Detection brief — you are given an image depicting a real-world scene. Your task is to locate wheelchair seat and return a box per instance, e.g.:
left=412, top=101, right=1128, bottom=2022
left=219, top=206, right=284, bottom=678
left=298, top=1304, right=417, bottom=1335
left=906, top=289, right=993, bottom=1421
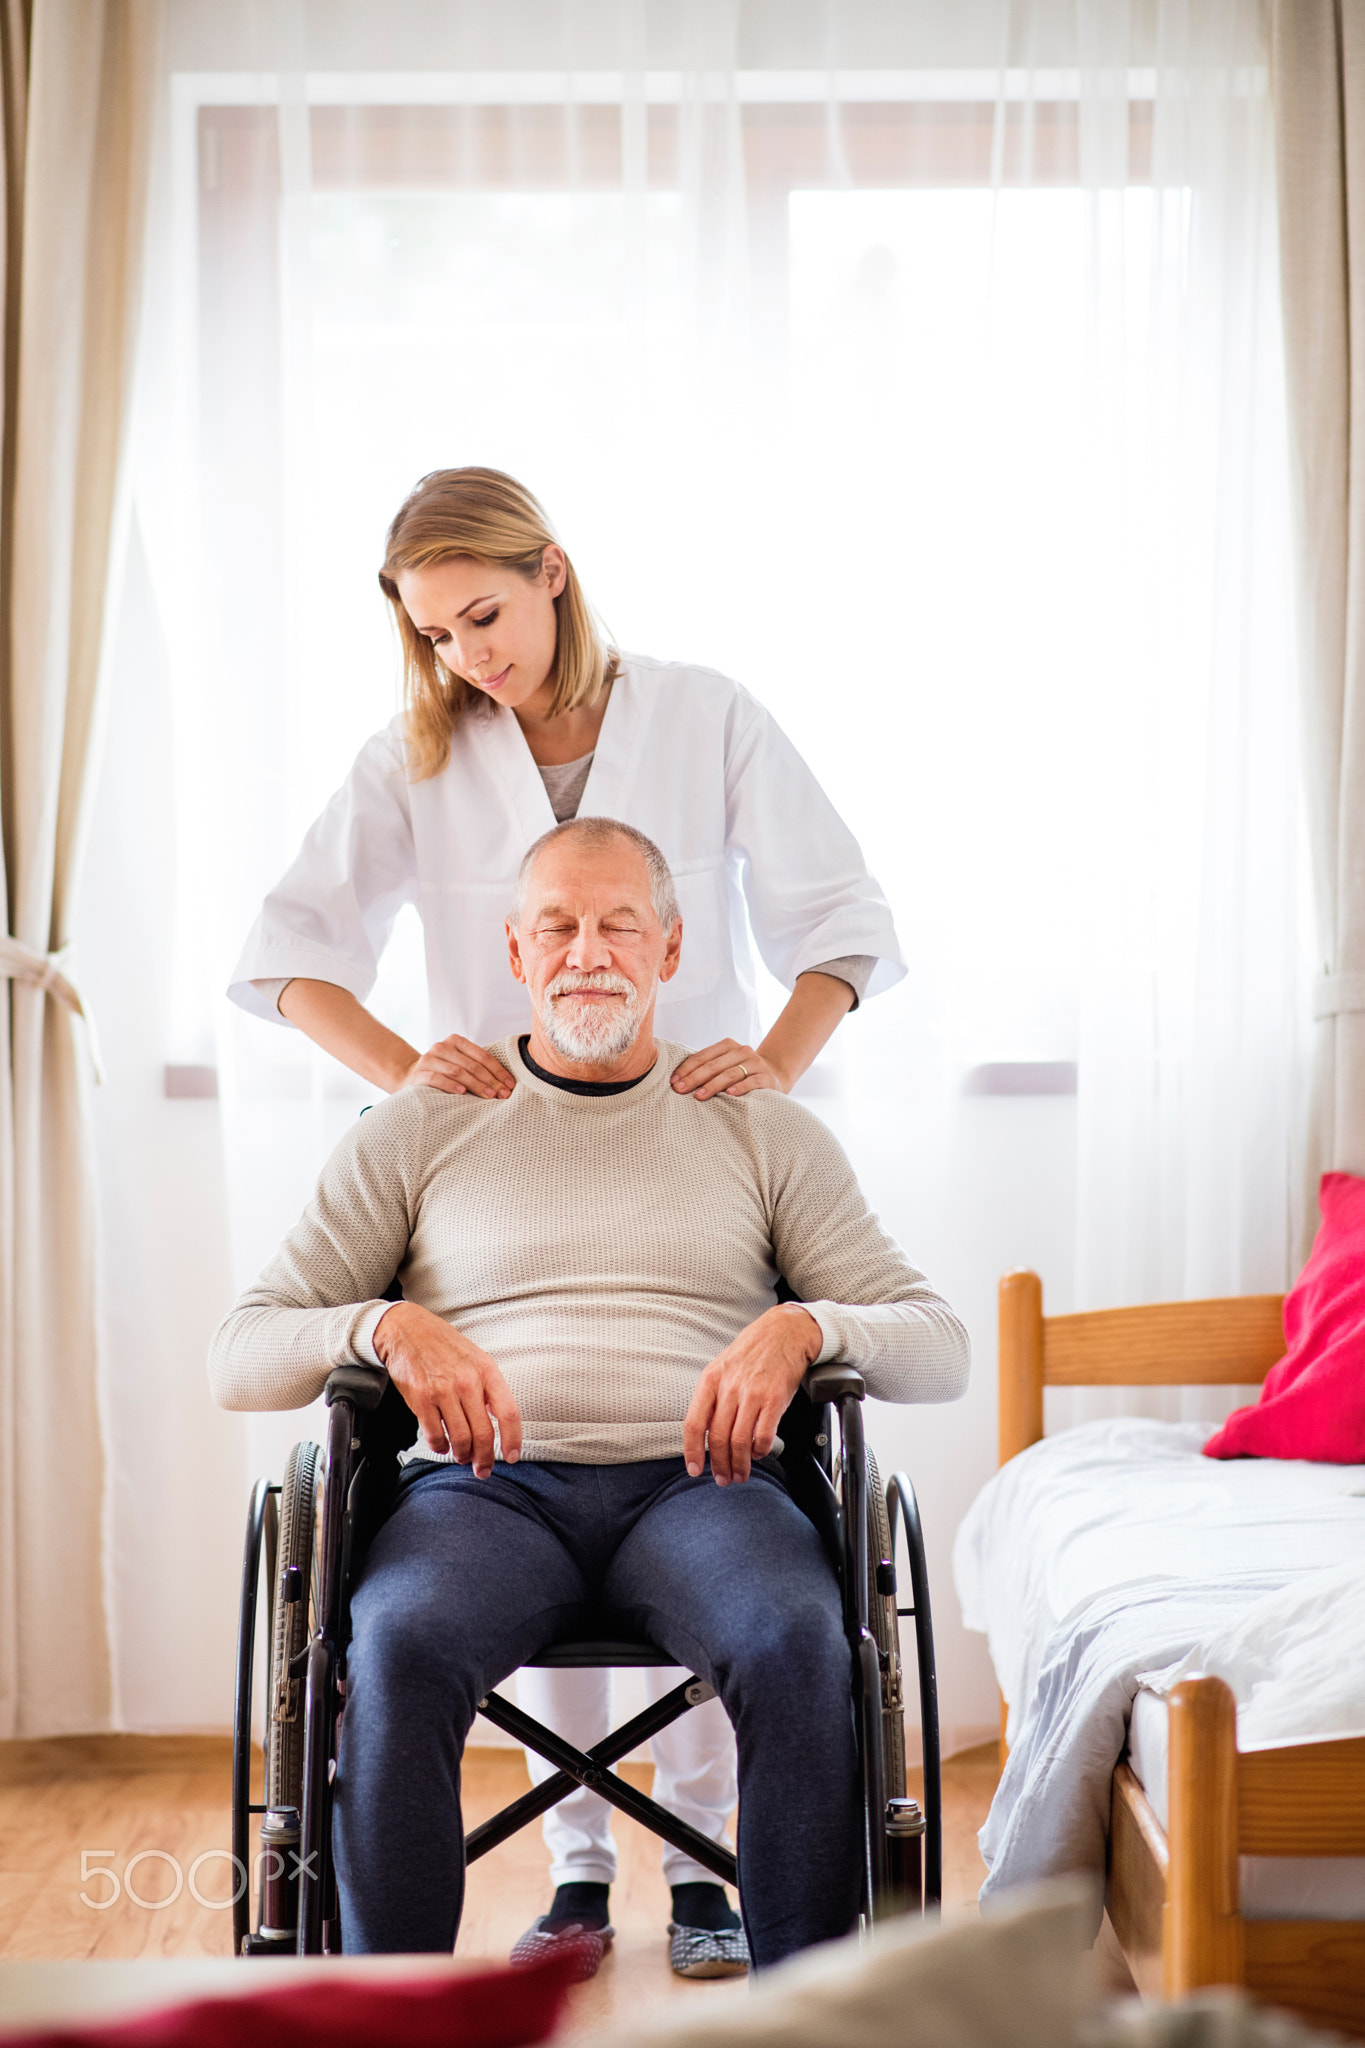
left=526, top=1633, right=681, bottom=1668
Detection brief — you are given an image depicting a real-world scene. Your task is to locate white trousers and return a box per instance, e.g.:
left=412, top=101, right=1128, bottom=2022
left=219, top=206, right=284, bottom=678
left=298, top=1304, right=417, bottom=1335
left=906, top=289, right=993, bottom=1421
left=515, top=1664, right=739, bottom=1888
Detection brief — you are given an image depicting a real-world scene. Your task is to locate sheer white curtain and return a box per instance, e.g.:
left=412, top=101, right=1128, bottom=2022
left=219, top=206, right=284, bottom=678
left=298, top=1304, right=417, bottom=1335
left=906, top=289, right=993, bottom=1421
left=1269, top=0, right=1365, bottom=1258
left=1067, top=13, right=1304, bottom=1325
left=1053, top=8, right=1307, bottom=1428
left=107, top=0, right=1301, bottom=1736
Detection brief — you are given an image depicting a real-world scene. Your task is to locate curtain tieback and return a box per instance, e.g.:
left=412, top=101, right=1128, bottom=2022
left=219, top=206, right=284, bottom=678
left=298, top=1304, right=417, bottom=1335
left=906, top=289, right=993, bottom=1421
left=0, top=935, right=104, bottom=1080
left=1311, top=973, right=1365, bottom=1021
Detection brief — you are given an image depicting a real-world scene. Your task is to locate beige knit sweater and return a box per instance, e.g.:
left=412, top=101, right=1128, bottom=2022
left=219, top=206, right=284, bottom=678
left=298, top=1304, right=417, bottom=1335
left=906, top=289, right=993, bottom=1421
left=208, top=1037, right=969, bottom=1462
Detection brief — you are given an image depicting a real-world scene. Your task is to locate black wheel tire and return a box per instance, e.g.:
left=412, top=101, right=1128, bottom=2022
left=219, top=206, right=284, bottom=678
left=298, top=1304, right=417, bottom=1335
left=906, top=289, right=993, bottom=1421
left=267, top=1441, right=322, bottom=1816
left=864, top=1448, right=907, bottom=1803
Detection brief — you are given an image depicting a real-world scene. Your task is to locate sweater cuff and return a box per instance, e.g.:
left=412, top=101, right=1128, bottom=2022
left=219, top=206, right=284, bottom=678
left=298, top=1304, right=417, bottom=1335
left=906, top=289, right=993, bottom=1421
left=353, top=1300, right=396, bottom=1367
left=803, top=1302, right=844, bottom=1366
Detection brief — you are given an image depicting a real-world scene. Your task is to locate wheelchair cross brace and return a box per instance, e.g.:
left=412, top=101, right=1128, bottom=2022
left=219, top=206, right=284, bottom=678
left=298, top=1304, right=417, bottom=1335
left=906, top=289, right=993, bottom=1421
left=471, top=1681, right=738, bottom=1886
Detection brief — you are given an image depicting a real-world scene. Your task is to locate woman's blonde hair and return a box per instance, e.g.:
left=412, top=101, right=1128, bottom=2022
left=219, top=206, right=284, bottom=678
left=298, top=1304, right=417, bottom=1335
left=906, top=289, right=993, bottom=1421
left=379, top=467, right=619, bottom=780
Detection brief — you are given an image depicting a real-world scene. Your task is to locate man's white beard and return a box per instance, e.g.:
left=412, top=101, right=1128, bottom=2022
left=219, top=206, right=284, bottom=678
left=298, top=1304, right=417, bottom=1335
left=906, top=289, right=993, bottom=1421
left=540, top=970, right=650, bottom=1066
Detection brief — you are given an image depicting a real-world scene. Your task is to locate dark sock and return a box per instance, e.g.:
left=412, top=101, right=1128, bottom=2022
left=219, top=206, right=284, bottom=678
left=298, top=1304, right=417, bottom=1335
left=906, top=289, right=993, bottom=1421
left=670, top=1881, right=742, bottom=1932
left=544, top=1881, right=610, bottom=1931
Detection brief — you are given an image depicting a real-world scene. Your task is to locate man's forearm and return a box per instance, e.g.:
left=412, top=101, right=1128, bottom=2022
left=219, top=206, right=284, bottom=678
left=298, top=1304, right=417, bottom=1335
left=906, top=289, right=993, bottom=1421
left=800, top=1296, right=970, bottom=1404
left=207, top=1103, right=419, bottom=1414
left=767, top=1111, right=970, bottom=1405
left=208, top=1294, right=392, bottom=1412
left=278, top=977, right=420, bottom=1093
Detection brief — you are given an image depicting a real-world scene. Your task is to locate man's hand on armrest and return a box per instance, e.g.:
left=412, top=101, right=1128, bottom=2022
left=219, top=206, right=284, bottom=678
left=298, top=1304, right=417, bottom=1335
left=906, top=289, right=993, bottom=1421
left=683, top=1304, right=823, bottom=1486
left=372, top=1303, right=522, bottom=1479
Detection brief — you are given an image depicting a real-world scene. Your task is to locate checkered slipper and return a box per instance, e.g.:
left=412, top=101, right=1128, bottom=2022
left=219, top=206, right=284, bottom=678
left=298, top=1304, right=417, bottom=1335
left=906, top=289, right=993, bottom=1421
left=668, top=1921, right=751, bottom=1979
left=509, top=1916, right=614, bottom=1982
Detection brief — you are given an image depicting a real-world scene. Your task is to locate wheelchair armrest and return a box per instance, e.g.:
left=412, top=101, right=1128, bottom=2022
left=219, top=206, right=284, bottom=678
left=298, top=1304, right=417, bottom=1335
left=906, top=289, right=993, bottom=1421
left=802, top=1363, right=865, bottom=1404
left=324, top=1364, right=389, bottom=1411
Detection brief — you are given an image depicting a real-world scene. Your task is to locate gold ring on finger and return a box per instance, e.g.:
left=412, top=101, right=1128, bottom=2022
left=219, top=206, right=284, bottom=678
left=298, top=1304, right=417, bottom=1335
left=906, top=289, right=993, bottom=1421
left=739, top=1064, right=749, bottom=1079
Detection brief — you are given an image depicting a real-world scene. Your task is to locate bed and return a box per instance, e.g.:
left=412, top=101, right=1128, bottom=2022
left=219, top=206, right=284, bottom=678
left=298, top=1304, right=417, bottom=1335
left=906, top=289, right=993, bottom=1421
left=954, top=1271, right=1365, bottom=2038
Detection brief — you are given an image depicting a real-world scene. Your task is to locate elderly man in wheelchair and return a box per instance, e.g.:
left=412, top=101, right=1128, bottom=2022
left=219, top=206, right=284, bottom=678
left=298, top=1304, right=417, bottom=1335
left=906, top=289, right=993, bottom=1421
left=212, top=816, right=969, bottom=1970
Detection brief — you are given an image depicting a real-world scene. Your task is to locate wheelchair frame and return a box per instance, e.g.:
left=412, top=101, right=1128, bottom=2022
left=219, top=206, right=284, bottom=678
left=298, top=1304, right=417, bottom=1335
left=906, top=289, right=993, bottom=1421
left=231, top=1359, right=941, bottom=1956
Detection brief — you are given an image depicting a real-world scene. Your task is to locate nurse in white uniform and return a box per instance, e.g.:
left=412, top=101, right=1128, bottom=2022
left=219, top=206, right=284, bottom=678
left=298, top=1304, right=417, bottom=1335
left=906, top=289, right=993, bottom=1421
left=229, top=468, right=905, bottom=1978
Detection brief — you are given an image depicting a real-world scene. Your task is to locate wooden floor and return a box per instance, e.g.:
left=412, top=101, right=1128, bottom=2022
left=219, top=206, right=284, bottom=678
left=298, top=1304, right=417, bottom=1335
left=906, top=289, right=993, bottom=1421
left=0, top=1736, right=1012, bottom=2033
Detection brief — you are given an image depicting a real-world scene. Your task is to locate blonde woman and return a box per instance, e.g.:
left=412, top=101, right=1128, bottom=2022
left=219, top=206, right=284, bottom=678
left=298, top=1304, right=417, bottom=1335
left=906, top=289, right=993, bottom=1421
left=229, top=468, right=904, bottom=1977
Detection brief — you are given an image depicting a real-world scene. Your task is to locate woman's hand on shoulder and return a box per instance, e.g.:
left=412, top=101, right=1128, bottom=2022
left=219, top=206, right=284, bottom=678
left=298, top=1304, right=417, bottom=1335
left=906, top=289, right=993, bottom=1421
left=400, top=1034, right=514, bottom=1100
left=671, top=1039, right=786, bottom=1101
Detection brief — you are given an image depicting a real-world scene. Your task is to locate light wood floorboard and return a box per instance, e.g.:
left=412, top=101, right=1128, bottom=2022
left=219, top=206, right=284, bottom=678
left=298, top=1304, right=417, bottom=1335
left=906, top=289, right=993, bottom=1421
left=0, top=1737, right=1006, bottom=2033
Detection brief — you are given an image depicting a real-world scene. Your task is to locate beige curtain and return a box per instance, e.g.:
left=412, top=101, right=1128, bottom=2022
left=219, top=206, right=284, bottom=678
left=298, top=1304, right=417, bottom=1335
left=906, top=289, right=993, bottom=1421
left=0, top=0, right=158, bottom=1737
left=1271, top=0, right=1365, bottom=1256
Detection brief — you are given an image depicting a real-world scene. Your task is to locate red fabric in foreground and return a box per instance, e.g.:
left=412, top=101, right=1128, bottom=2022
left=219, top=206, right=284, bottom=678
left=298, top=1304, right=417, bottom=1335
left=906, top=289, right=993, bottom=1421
left=0, top=1951, right=578, bottom=2048
left=1205, top=1171, right=1365, bottom=1462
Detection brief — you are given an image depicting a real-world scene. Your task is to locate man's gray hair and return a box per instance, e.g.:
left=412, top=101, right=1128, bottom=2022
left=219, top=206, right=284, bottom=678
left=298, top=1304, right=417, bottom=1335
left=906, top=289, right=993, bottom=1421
left=510, top=817, right=681, bottom=931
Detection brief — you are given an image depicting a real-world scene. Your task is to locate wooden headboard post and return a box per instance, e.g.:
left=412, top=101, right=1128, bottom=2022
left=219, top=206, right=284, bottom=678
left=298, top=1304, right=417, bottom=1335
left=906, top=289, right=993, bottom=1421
left=998, top=1268, right=1044, bottom=1466
left=997, top=1269, right=1044, bottom=1768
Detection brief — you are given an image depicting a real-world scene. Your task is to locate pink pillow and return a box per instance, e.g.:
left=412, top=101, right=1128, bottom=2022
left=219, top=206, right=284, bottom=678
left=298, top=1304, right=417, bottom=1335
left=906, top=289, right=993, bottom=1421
left=0, top=1951, right=578, bottom=2048
left=1205, top=1171, right=1365, bottom=1462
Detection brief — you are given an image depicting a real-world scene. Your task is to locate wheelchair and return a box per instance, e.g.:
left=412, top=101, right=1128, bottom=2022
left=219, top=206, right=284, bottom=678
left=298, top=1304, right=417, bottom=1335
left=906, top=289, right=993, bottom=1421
left=230, top=1355, right=942, bottom=1957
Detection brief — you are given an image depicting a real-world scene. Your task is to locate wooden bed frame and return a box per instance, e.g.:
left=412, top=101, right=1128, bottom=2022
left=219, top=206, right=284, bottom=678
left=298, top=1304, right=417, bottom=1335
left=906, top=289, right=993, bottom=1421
left=998, top=1269, right=1365, bottom=2037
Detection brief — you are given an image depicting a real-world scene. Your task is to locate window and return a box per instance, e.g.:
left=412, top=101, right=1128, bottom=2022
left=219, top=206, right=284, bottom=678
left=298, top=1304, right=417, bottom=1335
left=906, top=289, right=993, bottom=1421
left=187, top=80, right=1196, bottom=1084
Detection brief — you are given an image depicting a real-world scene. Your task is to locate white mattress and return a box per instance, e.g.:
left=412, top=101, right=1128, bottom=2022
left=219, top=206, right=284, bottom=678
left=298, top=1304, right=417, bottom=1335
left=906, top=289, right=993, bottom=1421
left=1127, top=1687, right=1365, bottom=1920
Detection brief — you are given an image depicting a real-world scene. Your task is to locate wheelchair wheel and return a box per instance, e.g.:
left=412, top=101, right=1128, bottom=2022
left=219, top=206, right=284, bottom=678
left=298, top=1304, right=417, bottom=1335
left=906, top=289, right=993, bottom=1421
left=864, top=1448, right=907, bottom=1804
left=267, top=1441, right=323, bottom=1815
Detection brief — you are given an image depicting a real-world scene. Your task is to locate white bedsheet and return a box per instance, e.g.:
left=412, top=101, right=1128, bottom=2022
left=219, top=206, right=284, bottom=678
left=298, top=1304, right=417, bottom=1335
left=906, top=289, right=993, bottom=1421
left=953, top=1418, right=1365, bottom=1744
left=952, top=1418, right=1365, bottom=1921
left=1137, top=1554, right=1365, bottom=1750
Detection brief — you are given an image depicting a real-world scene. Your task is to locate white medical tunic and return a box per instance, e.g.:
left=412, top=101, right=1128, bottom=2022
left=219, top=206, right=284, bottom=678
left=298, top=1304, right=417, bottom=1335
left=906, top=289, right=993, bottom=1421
left=228, top=655, right=905, bottom=1047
